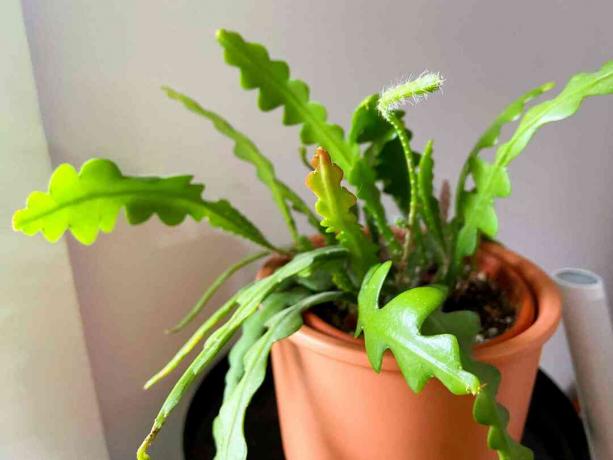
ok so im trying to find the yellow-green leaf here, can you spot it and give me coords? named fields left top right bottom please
left=306, top=148, right=377, bottom=277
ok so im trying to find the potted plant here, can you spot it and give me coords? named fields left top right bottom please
left=12, top=29, right=612, bottom=460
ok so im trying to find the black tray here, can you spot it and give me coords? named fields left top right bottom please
left=184, top=360, right=590, bottom=459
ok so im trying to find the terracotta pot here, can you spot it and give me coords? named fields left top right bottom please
left=262, top=242, right=561, bottom=460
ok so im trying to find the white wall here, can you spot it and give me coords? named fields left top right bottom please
left=20, top=0, right=613, bottom=458
left=0, top=1, right=108, bottom=459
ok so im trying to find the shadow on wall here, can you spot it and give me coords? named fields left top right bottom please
left=67, top=219, right=256, bottom=460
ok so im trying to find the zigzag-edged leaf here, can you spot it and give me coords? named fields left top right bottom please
left=417, top=140, right=447, bottom=268
left=13, top=158, right=275, bottom=249
left=374, top=135, right=419, bottom=214
left=217, top=30, right=399, bottom=258
left=137, top=246, right=347, bottom=460
left=306, top=148, right=378, bottom=278
left=454, top=82, right=555, bottom=214
left=13, top=159, right=205, bottom=244
left=355, top=262, right=480, bottom=395
left=454, top=60, right=613, bottom=269
left=425, top=310, right=533, bottom=460
left=164, top=86, right=306, bottom=244
left=213, top=291, right=342, bottom=460
left=216, top=29, right=355, bottom=173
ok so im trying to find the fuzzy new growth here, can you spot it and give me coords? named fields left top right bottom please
left=377, top=71, right=445, bottom=117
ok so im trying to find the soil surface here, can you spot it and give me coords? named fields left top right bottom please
left=313, top=272, right=516, bottom=343
left=443, top=271, right=516, bottom=343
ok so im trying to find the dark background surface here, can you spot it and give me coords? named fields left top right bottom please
left=184, top=360, right=590, bottom=459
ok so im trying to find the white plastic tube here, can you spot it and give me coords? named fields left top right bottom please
left=552, top=268, right=613, bottom=460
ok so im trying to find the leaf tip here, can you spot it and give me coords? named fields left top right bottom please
left=310, top=147, right=331, bottom=169
left=215, top=28, right=233, bottom=43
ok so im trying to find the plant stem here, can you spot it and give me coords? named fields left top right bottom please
left=386, top=113, right=420, bottom=271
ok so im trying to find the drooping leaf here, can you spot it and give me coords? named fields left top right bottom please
left=470, top=361, right=534, bottom=460
left=220, top=290, right=309, bottom=401
left=454, top=61, right=613, bottom=271
left=167, top=251, right=269, bottom=334
left=13, top=158, right=277, bottom=249
left=306, top=148, right=378, bottom=277
left=213, top=291, right=342, bottom=460
left=144, top=284, right=252, bottom=390
left=355, top=262, right=480, bottom=395
left=137, top=246, right=347, bottom=460
left=454, top=82, right=555, bottom=215
left=216, top=29, right=355, bottom=173
left=425, top=310, right=533, bottom=460
left=164, top=86, right=305, bottom=244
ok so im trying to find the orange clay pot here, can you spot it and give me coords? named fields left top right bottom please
left=260, top=242, right=561, bottom=460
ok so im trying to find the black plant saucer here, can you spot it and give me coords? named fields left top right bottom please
left=183, top=360, right=590, bottom=460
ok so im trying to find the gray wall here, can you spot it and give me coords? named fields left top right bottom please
left=21, top=0, right=613, bottom=458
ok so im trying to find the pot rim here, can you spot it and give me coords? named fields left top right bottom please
left=260, top=242, right=561, bottom=370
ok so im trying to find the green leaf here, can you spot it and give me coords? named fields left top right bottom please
left=216, top=29, right=355, bottom=173
left=349, top=93, right=403, bottom=144
left=164, top=86, right=305, bottom=245
left=374, top=136, right=412, bottom=214
left=454, top=82, right=555, bottom=216
left=454, top=61, right=613, bottom=270
left=220, top=290, right=308, bottom=401
left=470, top=362, right=534, bottom=460
left=277, top=181, right=326, bottom=238
left=199, top=198, right=278, bottom=250
left=306, top=148, right=378, bottom=277
left=167, top=251, right=269, bottom=334
left=348, top=94, right=406, bottom=258
left=355, top=262, right=480, bottom=395
left=416, top=140, right=447, bottom=268
left=13, top=159, right=205, bottom=244
left=137, top=246, right=347, bottom=460
left=144, top=284, right=252, bottom=390
left=349, top=159, right=402, bottom=258
left=13, top=158, right=277, bottom=250
left=217, top=29, right=398, bottom=258
left=425, top=310, right=533, bottom=460
left=213, top=291, right=342, bottom=460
